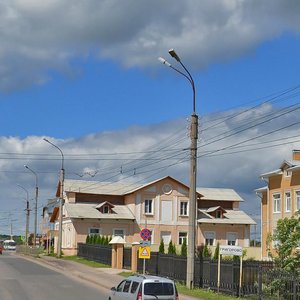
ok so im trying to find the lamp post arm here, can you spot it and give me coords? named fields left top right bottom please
left=43, top=138, right=64, bottom=170
left=178, top=61, right=196, bottom=114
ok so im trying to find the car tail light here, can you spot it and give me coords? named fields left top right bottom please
left=136, top=292, right=142, bottom=300
left=175, top=286, right=179, bottom=300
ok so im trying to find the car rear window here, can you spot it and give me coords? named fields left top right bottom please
left=144, top=282, right=174, bottom=295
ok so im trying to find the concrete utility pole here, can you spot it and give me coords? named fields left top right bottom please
left=43, top=138, right=65, bottom=258
left=24, top=165, right=38, bottom=247
left=158, top=49, right=198, bottom=289
left=17, top=184, right=31, bottom=246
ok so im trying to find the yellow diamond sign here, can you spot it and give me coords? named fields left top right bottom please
left=139, top=246, right=151, bottom=259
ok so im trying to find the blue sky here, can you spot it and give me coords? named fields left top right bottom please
left=1, top=34, right=300, bottom=139
left=0, top=1, right=300, bottom=237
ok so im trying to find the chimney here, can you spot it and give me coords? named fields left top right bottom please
left=292, top=150, right=300, bottom=161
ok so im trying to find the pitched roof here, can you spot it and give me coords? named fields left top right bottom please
left=197, top=188, right=244, bottom=202
left=63, top=176, right=196, bottom=196
left=198, top=209, right=256, bottom=225
left=64, top=203, right=135, bottom=220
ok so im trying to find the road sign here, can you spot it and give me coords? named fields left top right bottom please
left=140, top=228, right=151, bottom=240
left=220, top=245, right=243, bottom=256
left=140, top=240, right=151, bottom=246
left=139, top=246, right=151, bottom=259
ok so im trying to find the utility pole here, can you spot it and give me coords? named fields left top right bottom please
left=24, top=165, right=39, bottom=247
left=159, top=49, right=198, bottom=289
left=43, top=138, right=65, bottom=257
left=18, top=184, right=30, bottom=246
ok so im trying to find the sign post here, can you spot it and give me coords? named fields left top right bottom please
left=140, top=228, right=151, bottom=274
left=217, top=245, right=243, bottom=296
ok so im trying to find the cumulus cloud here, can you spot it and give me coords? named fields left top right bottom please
left=1, top=103, right=300, bottom=236
left=0, top=0, right=300, bottom=91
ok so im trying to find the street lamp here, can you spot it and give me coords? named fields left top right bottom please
left=17, top=184, right=30, bottom=247
left=43, top=138, right=64, bottom=258
left=159, top=49, right=198, bottom=289
left=24, top=165, right=39, bottom=247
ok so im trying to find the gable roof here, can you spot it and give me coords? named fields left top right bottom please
left=197, top=188, right=244, bottom=202
left=61, top=176, right=198, bottom=197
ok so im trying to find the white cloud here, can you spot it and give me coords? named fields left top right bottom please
left=0, top=0, right=300, bottom=91
left=1, top=104, right=300, bottom=235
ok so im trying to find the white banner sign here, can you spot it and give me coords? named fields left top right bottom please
left=220, top=245, right=243, bottom=256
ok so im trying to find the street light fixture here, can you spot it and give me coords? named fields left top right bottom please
left=159, top=49, right=198, bottom=289
left=24, top=165, right=39, bottom=247
left=43, top=138, right=65, bottom=258
left=17, top=184, right=30, bottom=247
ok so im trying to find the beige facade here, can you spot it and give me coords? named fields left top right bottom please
left=257, top=150, right=300, bottom=260
left=49, top=176, right=256, bottom=257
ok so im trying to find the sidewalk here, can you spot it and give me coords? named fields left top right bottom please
left=21, top=254, right=200, bottom=300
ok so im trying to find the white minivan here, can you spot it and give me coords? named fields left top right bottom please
left=109, top=274, right=179, bottom=300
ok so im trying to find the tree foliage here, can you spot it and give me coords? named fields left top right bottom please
left=159, top=239, right=165, bottom=254
left=181, top=238, right=187, bottom=257
left=270, top=212, right=300, bottom=271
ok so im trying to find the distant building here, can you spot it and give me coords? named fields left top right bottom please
left=256, top=150, right=300, bottom=259
left=50, top=176, right=255, bottom=256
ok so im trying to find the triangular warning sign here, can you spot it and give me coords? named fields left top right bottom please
left=142, top=248, right=149, bottom=256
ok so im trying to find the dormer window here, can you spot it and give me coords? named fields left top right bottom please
left=95, top=201, right=115, bottom=214
left=216, top=210, right=222, bottom=219
left=103, top=205, right=110, bottom=214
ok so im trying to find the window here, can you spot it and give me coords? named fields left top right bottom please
left=296, top=191, right=300, bottom=211
left=161, top=231, right=171, bottom=244
left=273, top=193, right=281, bottom=213
left=284, top=169, right=292, bottom=177
left=113, top=229, right=125, bottom=238
left=216, top=210, right=222, bottom=219
left=103, top=205, right=110, bottom=214
left=144, top=199, right=153, bottom=214
left=178, top=232, right=187, bottom=245
left=180, top=201, right=188, bottom=216
left=130, top=281, right=140, bottom=293
left=89, top=228, right=101, bottom=235
left=123, top=280, right=131, bottom=293
left=204, top=231, right=215, bottom=246
left=116, top=280, right=126, bottom=292
left=285, top=192, right=291, bottom=212
left=227, top=232, right=238, bottom=246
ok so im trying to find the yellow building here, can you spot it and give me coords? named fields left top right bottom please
left=256, top=150, right=300, bottom=260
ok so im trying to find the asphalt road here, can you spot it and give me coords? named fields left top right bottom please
left=0, top=252, right=108, bottom=300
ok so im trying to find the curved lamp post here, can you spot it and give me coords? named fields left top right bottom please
left=17, top=184, right=30, bottom=247
left=43, top=138, right=65, bottom=258
left=159, top=49, right=198, bottom=289
left=24, top=165, right=39, bottom=247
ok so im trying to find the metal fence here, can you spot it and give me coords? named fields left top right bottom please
left=77, top=243, right=111, bottom=265
left=77, top=244, right=299, bottom=299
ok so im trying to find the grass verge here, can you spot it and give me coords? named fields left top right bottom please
left=61, top=255, right=110, bottom=268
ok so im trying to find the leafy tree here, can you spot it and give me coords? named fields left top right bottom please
left=202, top=244, right=211, bottom=258
left=270, top=212, right=300, bottom=271
left=96, top=235, right=101, bottom=244
left=86, top=235, right=90, bottom=244
left=213, top=242, right=220, bottom=260
left=181, top=238, right=187, bottom=256
left=159, top=239, right=165, bottom=254
left=168, top=240, right=175, bottom=254
left=266, top=213, right=300, bottom=298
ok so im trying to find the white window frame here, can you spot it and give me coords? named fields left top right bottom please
left=204, top=231, right=216, bottom=246
left=273, top=193, right=281, bottom=213
left=295, top=190, right=300, bottom=211
left=285, top=191, right=291, bottom=212
left=178, top=232, right=188, bottom=245
left=180, top=201, right=188, bottom=216
left=113, top=228, right=125, bottom=239
left=88, top=227, right=101, bottom=235
left=144, top=199, right=153, bottom=215
left=227, top=232, right=238, bottom=246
